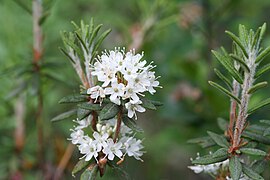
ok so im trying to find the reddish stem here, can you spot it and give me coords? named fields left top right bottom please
left=113, top=106, right=122, bottom=142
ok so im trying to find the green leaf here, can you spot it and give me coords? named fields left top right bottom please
left=89, top=24, right=103, bottom=48
left=192, top=149, right=228, bottom=165
left=212, top=50, right=243, bottom=84
left=92, top=29, right=112, bottom=54
left=59, top=47, right=76, bottom=64
left=99, top=103, right=119, bottom=120
left=149, top=100, right=163, bottom=107
left=209, top=81, right=241, bottom=104
left=122, top=116, right=144, bottom=133
left=229, top=156, right=242, bottom=180
left=51, top=109, right=77, bottom=122
left=80, top=164, right=98, bottom=180
left=187, top=136, right=216, bottom=148
left=217, top=117, right=228, bottom=131
left=263, top=127, right=270, bottom=136
left=240, top=148, right=267, bottom=156
left=72, top=159, right=91, bottom=176
left=256, top=46, right=270, bottom=63
left=39, top=11, right=50, bottom=25
left=141, top=98, right=156, bottom=110
left=259, top=23, right=266, bottom=43
left=248, top=98, right=270, bottom=114
left=260, top=119, right=270, bottom=125
left=207, top=131, right=229, bottom=148
left=77, top=108, right=91, bottom=120
left=78, top=103, right=102, bottom=111
left=225, top=30, right=248, bottom=58
left=252, top=160, right=268, bottom=174
left=230, top=54, right=250, bottom=72
left=59, top=94, right=88, bottom=104
left=242, top=164, right=264, bottom=180
left=242, top=131, right=270, bottom=145
left=248, top=82, right=267, bottom=94
left=212, top=148, right=228, bottom=158
left=75, top=32, right=89, bottom=54
left=214, top=69, right=233, bottom=90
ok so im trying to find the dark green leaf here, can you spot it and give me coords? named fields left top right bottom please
left=192, top=149, right=228, bottom=165
left=187, top=136, right=216, bottom=148
left=242, top=131, right=270, bottom=145
left=209, top=81, right=241, bottom=104
left=240, top=148, right=267, bottom=156
left=89, top=24, right=103, bottom=48
left=263, top=127, right=270, bottom=136
left=51, top=109, right=77, bottom=122
left=248, top=82, right=267, bottom=94
left=252, top=160, right=268, bottom=174
left=260, top=119, right=270, bottom=125
left=217, top=117, right=228, bottom=131
left=80, top=164, right=98, bottom=180
left=77, top=108, right=91, bottom=120
left=39, top=11, right=50, bottom=25
left=214, top=68, right=233, bottom=90
left=207, top=131, right=229, bottom=148
left=229, top=156, right=242, bottom=180
left=225, top=30, right=248, bottom=57
left=141, top=98, right=156, bottom=110
left=59, top=47, right=76, bottom=64
left=248, top=98, right=270, bottom=114
left=59, top=94, right=88, bottom=104
left=92, top=29, right=112, bottom=54
left=242, top=164, right=264, bottom=180
left=255, top=46, right=270, bottom=64
left=99, top=103, right=119, bottom=120
left=148, top=100, right=163, bottom=107
left=72, top=159, right=91, bottom=176
left=212, top=148, right=228, bottom=158
left=122, top=115, right=144, bottom=133
left=78, top=103, right=102, bottom=111
left=75, top=32, right=89, bottom=54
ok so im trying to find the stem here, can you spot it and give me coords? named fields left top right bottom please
left=228, top=80, right=239, bottom=140
left=113, top=106, right=122, bottom=142
left=232, top=52, right=257, bottom=148
left=33, top=0, right=44, bottom=168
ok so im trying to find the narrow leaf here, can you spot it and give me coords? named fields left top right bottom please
left=75, top=32, right=89, bottom=54
left=260, top=119, right=270, bottom=125
left=252, top=160, right=268, bottom=174
left=248, top=82, right=267, bottom=94
left=89, top=24, right=103, bottom=47
left=214, top=68, right=233, bottom=90
left=263, top=126, right=270, bottom=136
left=187, top=136, right=216, bottom=148
left=92, top=29, right=112, bottom=53
left=242, top=164, right=264, bottom=180
left=141, top=98, right=156, bottom=110
left=242, top=131, right=270, bottom=145
left=77, top=108, right=91, bottom=120
left=148, top=100, right=163, bottom=106
left=255, top=63, right=270, bottom=78
left=240, top=148, right=267, bottom=156
left=80, top=164, right=98, bottom=180
left=248, top=98, right=270, bottom=114
left=259, top=23, right=266, bottom=42
left=192, top=149, right=228, bottom=165
left=212, top=148, right=228, bottom=158
left=207, top=131, right=229, bottom=148
left=230, top=54, right=250, bottom=72
left=72, top=159, right=91, bottom=176
left=122, top=115, right=144, bottom=133
left=99, top=103, right=119, bottom=120
left=217, top=117, right=228, bottom=131
left=59, top=47, right=76, bottom=64
left=212, top=50, right=243, bottom=84
left=256, top=46, right=270, bottom=63
left=225, top=31, right=248, bottom=57
left=78, top=103, right=102, bottom=111
left=59, top=94, right=88, bottom=104
left=209, top=81, right=241, bottom=104
left=51, top=109, right=77, bottom=122
left=229, top=156, right=242, bottom=180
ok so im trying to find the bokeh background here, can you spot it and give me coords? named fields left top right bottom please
left=1, top=0, right=270, bottom=179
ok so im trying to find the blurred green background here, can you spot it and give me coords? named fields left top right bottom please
left=1, top=0, right=270, bottom=179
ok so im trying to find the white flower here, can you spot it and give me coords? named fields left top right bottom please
left=73, top=117, right=91, bottom=130
left=103, top=139, right=123, bottom=160
left=125, top=100, right=145, bottom=119
left=104, top=80, right=125, bottom=105
left=121, top=137, right=144, bottom=161
left=70, top=129, right=84, bottom=145
left=78, top=138, right=99, bottom=161
left=92, top=131, right=109, bottom=150
left=87, top=85, right=105, bottom=102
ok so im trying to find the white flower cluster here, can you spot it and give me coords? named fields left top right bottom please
left=87, top=48, right=160, bottom=119
left=69, top=117, right=144, bottom=162
left=188, top=153, right=229, bottom=175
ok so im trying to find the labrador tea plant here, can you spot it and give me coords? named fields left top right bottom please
left=52, top=20, right=161, bottom=179
left=189, top=24, right=270, bottom=179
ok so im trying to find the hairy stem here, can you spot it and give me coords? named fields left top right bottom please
left=228, top=80, right=239, bottom=140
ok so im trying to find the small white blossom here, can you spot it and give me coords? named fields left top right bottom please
left=78, top=138, right=99, bottom=161
left=92, top=131, right=109, bottom=150
left=121, top=136, right=144, bottom=161
left=103, top=139, right=123, bottom=160
left=125, top=100, right=145, bottom=119
left=87, top=85, right=105, bottom=102
left=70, top=129, right=84, bottom=145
